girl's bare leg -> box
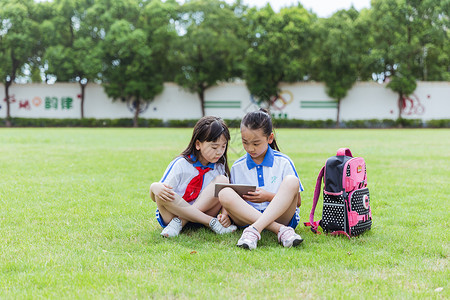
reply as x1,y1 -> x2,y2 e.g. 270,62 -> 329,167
219,188 -> 282,233
251,175 -> 299,232
157,175 -> 228,227
219,175 -> 299,234
189,175 -> 228,223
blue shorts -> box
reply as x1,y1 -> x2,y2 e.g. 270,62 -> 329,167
156,209 -> 167,228
237,207 -> 300,229
155,199 -> 197,228
288,207 -> 301,229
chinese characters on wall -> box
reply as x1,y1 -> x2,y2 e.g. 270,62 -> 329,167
3,95 -> 75,111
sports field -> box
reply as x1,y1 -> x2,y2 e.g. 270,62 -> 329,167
0,128 -> 448,298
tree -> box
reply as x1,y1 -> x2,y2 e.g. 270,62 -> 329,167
387,68 -> 417,123
0,0 -> 40,126
29,0 -> 56,84
101,0 -> 177,127
243,4 -> 314,109
311,8 -> 365,127
174,0 -> 247,116
407,0 -> 449,81
367,0 -> 446,121
43,0 -> 102,119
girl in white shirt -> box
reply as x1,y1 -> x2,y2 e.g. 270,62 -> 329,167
219,110 -> 303,250
150,116 -> 237,237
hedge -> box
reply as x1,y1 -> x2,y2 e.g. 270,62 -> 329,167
0,118 -> 164,128
1,117 -> 449,128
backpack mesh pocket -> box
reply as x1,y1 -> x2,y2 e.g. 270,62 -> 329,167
322,194 -> 346,233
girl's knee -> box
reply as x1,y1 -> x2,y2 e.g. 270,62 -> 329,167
218,187 -> 236,206
283,175 -> 300,190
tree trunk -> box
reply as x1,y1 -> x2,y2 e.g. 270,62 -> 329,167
199,87 -> 205,117
6,51 -> 18,127
79,81 -> 87,119
336,98 -> 341,128
397,92 -> 403,128
5,80 -> 12,127
133,97 -> 140,128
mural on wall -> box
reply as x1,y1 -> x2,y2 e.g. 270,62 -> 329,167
249,90 -> 294,119
270,90 -> 293,119
3,94 -> 75,111
270,90 -> 294,110
1,82 -> 448,121
44,96 -> 74,110
126,98 -> 150,114
401,93 -> 426,116
225,89 -> 296,158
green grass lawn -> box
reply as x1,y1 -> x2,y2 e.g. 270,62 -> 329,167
0,128 -> 448,299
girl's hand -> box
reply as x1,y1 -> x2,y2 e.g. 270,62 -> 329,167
152,183 -> 176,202
217,211 -> 232,228
242,188 -> 274,203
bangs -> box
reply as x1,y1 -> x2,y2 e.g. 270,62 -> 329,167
206,119 -> 229,142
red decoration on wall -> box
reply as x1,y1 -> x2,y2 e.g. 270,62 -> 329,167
19,100 -> 31,110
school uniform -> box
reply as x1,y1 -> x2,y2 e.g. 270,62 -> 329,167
156,155 -> 225,227
230,145 -> 304,228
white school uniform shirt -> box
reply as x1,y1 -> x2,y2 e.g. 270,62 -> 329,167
230,145 -> 304,211
160,155 -> 225,200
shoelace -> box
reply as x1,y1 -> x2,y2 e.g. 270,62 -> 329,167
243,228 -> 259,241
279,228 -> 294,242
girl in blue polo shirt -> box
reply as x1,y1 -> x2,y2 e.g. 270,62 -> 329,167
219,109 -> 303,250
150,116 -> 237,237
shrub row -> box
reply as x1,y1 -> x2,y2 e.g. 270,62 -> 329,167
1,118 -> 164,128
1,117 -> 449,128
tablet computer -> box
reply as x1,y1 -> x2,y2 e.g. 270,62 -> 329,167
214,183 -> 256,197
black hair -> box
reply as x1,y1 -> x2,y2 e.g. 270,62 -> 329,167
241,108 -> 280,151
181,116 -> 231,176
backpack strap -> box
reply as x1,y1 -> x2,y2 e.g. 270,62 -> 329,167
329,231 -> 351,239
304,166 -> 325,233
337,148 -> 353,157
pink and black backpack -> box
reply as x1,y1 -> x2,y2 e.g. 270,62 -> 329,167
304,148 -> 372,238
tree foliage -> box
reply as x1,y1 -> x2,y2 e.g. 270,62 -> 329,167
311,8 -> 369,126
368,0 -> 448,119
0,0 -> 40,126
101,0 -> 177,127
43,0 -> 102,118
1,0 -> 448,126
174,0 -> 247,116
243,4 -> 314,107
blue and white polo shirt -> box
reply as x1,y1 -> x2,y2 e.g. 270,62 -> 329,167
230,145 -> 304,211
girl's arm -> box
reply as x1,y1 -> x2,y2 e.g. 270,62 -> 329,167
243,189 -> 301,206
150,182 -> 176,202
242,188 -> 275,203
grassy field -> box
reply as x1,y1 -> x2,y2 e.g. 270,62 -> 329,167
0,128 -> 448,299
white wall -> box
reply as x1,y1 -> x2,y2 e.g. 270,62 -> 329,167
1,81 -> 449,121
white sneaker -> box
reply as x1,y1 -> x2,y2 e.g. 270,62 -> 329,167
278,226 -> 303,248
236,226 -> 261,250
209,218 -> 237,234
161,217 -> 183,238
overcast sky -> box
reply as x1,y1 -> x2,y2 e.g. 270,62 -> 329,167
226,0 -> 372,17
